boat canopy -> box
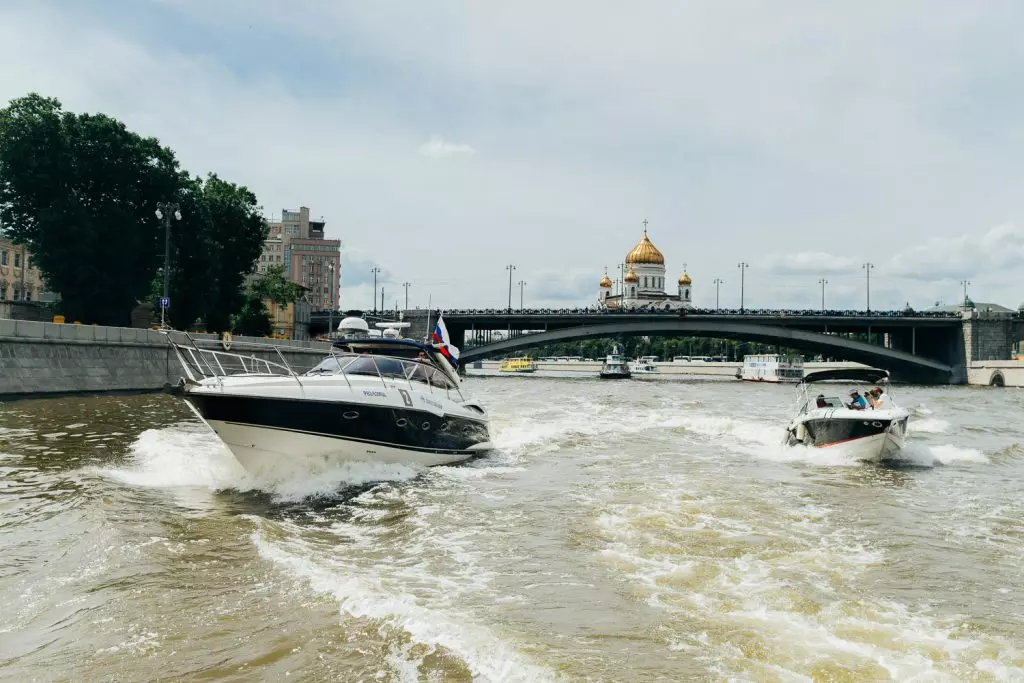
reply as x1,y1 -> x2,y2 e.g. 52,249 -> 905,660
800,368 -> 889,385
332,337 -> 437,358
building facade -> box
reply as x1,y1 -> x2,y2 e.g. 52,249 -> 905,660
598,226 -> 693,311
255,206 -> 341,311
0,237 -> 57,303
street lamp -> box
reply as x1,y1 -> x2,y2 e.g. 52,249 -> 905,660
517,280 -> 527,310
327,262 -> 335,336
713,278 -> 724,310
862,262 -> 874,312
737,262 -> 749,312
818,278 -> 828,311
155,202 -> 181,329
370,266 -> 381,313
505,264 -> 516,312
960,279 -> 971,305
402,281 -> 411,311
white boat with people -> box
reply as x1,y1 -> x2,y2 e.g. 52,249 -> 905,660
599,344 -> 631,379
784,368 -> 910,462
627,356 -> 660,376
164,316 -> 493,477
738,353 -> 804,382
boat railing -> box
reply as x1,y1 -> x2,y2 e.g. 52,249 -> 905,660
163,331 -> 464,402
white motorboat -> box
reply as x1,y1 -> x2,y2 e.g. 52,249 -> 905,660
599,345 -> 631,379
164,318 -> 493,478
627,356 -> 660,376
784,368 -> 910,462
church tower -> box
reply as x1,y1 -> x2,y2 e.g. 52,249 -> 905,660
678,270 -> 692,304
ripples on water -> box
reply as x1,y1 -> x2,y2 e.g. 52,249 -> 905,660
1,382 -> 1023,681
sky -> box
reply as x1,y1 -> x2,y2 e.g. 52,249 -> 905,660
1,0 -> 1023,312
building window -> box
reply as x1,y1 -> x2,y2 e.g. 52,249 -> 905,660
1,251 -> 6,266
13,253 -> 20,268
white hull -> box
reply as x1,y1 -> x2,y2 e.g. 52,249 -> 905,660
809,430 -> 905,462
207,420 -> 491,475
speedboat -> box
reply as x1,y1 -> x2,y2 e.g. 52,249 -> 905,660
784,368 -> 910,462
627,356 -> 660,376
163,318 -> 493,476
599,345 -> 631,379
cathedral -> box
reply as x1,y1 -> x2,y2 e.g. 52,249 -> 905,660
598,225 -> 693,311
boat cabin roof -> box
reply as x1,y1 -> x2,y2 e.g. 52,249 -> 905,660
800,368 -> 889,385
331,337 -> 435,358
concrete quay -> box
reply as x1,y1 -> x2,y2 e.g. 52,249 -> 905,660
0,319 -> 330,397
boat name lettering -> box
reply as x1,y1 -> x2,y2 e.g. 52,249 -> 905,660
362,390 -> 388,398
420,396 -> 443,410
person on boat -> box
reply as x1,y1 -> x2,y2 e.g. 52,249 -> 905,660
847,389 -> 867,410
815,394 -> 828,408
867,386 -> 893,409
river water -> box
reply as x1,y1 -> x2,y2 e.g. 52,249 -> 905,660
2,379 -> 1023,681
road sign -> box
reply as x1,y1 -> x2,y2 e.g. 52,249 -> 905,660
159,296 -> 170,310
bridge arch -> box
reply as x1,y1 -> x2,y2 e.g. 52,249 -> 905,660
460,320 -> 951,381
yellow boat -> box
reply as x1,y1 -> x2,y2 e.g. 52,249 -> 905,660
499,357 -> 538,373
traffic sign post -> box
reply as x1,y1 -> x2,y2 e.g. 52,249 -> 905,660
159,296 -> 170,328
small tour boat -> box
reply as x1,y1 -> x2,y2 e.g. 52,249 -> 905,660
628,356 -> 660,376
600,345 -> 632,379
499,357 -> 538,373
784,368 -> 910,462
164,317 -> 493,477
738,353 -> 804,382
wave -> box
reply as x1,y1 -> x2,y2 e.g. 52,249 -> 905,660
251,524 -> 556,683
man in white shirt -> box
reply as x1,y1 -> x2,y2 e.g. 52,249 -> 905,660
868,386 -> 893,409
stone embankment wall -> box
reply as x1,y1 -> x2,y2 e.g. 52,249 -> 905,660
967,361 -> 1024,387
0,320 -> 330,397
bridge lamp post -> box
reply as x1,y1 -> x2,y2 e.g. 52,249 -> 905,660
960,279 -> 971,305
327,262 -> 335,335
737,262 -> 749,312
370,266 -> 381,314
713,278 -> 724,310
819,278 -> 828,311
402,281 -> 411,311
862,262 -> 874,312
517,280 -> 527,310
505,264 -> 516,312
155,202 -> 181,329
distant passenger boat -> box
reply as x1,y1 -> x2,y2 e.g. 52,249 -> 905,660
600,345 -> 632,379
628,356 -> 660,376
738,354 -> 804,382
499,357 -> 538,373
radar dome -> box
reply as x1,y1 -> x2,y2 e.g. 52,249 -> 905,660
338,317 -> 369,337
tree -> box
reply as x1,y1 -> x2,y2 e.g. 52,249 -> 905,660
0,94 -> 182,325
250,264 -> 303,307
160,174 -> 267,332
232,293 -> 273,337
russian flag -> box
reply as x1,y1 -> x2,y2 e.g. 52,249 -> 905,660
432,315 -> 460,369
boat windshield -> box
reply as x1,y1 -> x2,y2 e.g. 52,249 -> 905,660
306,353 -> 459,393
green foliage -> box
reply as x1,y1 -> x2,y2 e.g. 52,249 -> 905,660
0,94 -> 181,325
164,174 -> 267,332
250,264 -> 303,307
0,93 -> 267,329
507,336 -> 809,361
232,293 -> 272,337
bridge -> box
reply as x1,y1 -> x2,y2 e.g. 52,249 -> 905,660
309,307 -> 1024,384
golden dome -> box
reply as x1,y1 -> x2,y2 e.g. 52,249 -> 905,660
678,272 -> 692,286
600,273 -> 612,288
624,267 -> 639,283
625,230 -> 665,265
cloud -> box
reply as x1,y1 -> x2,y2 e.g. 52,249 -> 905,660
418,135 -> 476,158
888,223 -> 1024,282
761,252 -> 861,277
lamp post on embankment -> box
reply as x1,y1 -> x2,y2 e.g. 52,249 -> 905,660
154,202 -> 181,329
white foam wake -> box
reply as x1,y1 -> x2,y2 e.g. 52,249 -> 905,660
251,524 -> 556,683
94,423 -> 423,502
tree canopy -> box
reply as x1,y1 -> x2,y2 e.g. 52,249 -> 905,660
0,94 -> 181,324
0,93 -> 268,328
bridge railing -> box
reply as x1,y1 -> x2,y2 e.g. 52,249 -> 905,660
435,307 -> 970,319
